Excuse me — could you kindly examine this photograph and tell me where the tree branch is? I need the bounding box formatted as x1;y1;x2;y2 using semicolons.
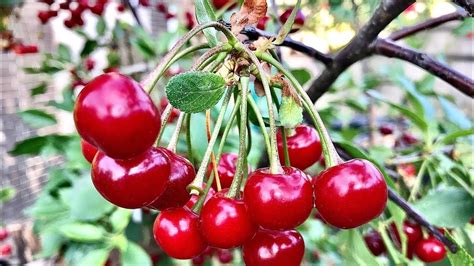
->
375;39;474;97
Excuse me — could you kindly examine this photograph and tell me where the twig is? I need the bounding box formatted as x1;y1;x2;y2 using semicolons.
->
124;0;142;26
374;39;474;97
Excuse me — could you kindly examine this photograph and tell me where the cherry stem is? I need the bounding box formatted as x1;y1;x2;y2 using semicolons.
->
269;87;290;166
217;95;242;161
155;104;174;146
247;95;272;164
191;43;232;71
185;114;195;165
227;76;249;199
166;112;186;153
206;110;222;191
166;43;210;70
256;51;342;167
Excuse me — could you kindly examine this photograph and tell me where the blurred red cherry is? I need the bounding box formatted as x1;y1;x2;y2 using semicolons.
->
81;139;98;163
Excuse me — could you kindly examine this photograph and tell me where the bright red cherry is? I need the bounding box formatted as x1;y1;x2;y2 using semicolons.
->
243;229;305;266
200;194;256;248
92;147;170;209
277;125;322;170
0;244;12;256
313;159;387;229
81;139;98;163
74;73;161;159
279;8;305;33
364;230;386;256
0;228;8;241
414;238;446;263
244;167;313;230
148;149;195;210
153;207;207;259
212;0;236;10
208;153;250;190
389;220;422;258
13;44;39;55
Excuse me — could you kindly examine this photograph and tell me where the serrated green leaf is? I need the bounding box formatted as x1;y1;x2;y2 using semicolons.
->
59;223;106;242
446;231;474;266
31;83;47;96
121;242;152;266
280;96;302;128
166;72;226;113
9;134;72;156
194;0;218;47
18;109;57;128
274;0;302;45
110;208;132;233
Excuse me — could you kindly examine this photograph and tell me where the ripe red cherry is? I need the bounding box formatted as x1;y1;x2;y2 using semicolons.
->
257;16;270;30
74;73;161;159
313;159;387;229
90;4;105;15
200;194;256;248
364;230;386;256
37;11;51;24
81;139;98;163
389;220;422;258
208;153;250;190
186;186;216;209
0;244;12;256
0;228;8;241
85;58;95;71
148;149;195;210
92;147;170;209
216;249;233;263
244;166;313;230
379;124;394;135
212;0;236;9
279;8;305;32
414;238;446;263
13;44;39;55
185;11;195;30
277;125;322;170
243;229;305;266
153;207;207;259
117;3;126;12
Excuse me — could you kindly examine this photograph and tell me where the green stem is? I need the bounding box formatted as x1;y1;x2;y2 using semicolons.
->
256;51;341;167
215;0;237;18
203;52;228;72
246;119;252;156
227;76;249;198
185;113;195;165
167;113;186;152
247;95;272;162
409;159;429;201
166;43;210;71
217;95;242;159
155;104;173;146
191;43;232;71
270;86;290;166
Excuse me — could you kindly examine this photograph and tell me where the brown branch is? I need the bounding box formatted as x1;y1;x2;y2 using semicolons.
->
389;9;470;40
374;39;474;97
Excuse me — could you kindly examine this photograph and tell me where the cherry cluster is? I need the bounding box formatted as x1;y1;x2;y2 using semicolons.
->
364;220;447;263
37;0;109;28
1;30;39;55
0;228;11;258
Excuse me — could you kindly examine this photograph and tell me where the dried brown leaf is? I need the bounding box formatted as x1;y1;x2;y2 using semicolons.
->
230;0;268;35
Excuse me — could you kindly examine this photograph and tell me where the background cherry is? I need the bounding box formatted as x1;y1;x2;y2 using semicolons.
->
200;194;256;248
242;229;305;266
279;8;305;32
0;244;12;256
389;220;422;258
74;73;161;159
92;147;170;209
208;153;250;190
313;159;387;229
277;125;322;170
364;230;386;256
244;166;314;230
414;238;446;263
81;139;98;163
216;249;233;264
148;148;195;210
212;0;236;9
153;207;207;259
0;228;8;242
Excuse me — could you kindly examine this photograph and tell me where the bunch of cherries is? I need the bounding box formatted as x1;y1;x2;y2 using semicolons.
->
74;70;388;264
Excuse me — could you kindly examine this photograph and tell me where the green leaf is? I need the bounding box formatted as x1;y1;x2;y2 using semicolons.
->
279;96;302;128
437;128;474;145
453;18;474;36
131;28;157;59
31;83;47;97
79;249;110;266
290;69;311;86
393;75;435;119
48;88;74;112
121;242;152;266
446;231;474;266
26;194;69;219
81;40;98;57
38;231;64;258
338;230;381;266
194;0;218;47
110;208;132;233
274;0;302;45
68;178;115;221
59;223;106;242
96;17;107;36
166;72;226;113
18;109;57;128
0;187;16;203
58;44;72;62
414;187;474;227
439;97;471;129
9;134;72;156
107;51;120;67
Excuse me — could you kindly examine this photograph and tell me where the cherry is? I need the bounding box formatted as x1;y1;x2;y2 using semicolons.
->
414;238;446;263
364;230;386;256
64;18;76;28
277;125;322;170
279;8;305;33
13;44;39;55
216;249;233;263
186;186;216;209
117;3;126;12
74;73;161;159
379;124;394;135
92;147;170;209
0;228;8;241
59;1;70;10
212;0;236;10
85;58;95;71
153;207;207;259
156;3;167;13
81;139;98;163
90;4;105;15
243;229;305;266
148;148;195;210
139;0;150;7
389;220;422;258
313;159;387;229
185;10;195;30
244;166;313;230
0;244;11;256
37;11;51;24
399;132;418;146
200;194;256;248
256;16;270;30
208;153;250;190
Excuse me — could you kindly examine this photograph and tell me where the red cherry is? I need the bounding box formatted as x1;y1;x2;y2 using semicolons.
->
379;124;394;135
256;16;270;30
0;228;8;241
90;4;105;15
165;12;175;20
59;1;70;10
212;0;236;9
85;58;95;71
13;44;39;55
81;139;98;163
74;73;161;159
148;149;195;210
400;132;418;146
160;98;180;123
364;231;386;256
37;11;51;24
208;153;250;190
279;8;305;33
277;125;322;170
389;220;422;258
186;186;216;209
64;18;76;28
200;195;256;248
139;0;150;7
48;9;58;18
243;229;305;266
156;2;167;13
40;0;54;5
92;147;170;209
117;3;126;12
153;207;207;259
414;238;446;263
216;249;233;263
0;244;12;256
313;159;387;229
185;10;195;30
244;166;313;230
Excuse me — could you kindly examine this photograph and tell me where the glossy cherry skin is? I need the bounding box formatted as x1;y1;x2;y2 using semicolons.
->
277;125;322;170
313;159;387;229
389;220;422;258
243;229;305;266
200;194;256;248
153;207;207;260
364;230;386;256
186;186;216;209
244;166;314;230
92;147;170;209
74;73;161;159
415;238;446;263
148;149;195;210
81;139;98;163
279;8;305;32
208;153;250;190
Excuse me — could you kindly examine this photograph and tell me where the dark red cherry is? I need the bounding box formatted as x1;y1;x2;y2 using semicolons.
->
148;149;195;210
117;3;126;12
212;0;236;9
92;147;170;209
0;244;12;256
90;4;105;15
81;139;98;163
37;11;51;24
74;73;161;159
156;3;167;13
185;11;195;30
153;207;207;259
244;166;313;230
277;125;322;170
13;44;39;55
257;16;270;30
379;124;394;135
415;238;446;263
243;229;305;266
85;57;95;71
313;159;387;229
200;195;256;248
217;249;233;263
279;8;305;33
0;228;8;241
400;132;418;146
364;230;386;256
389;220;422;258
208;153;250;190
